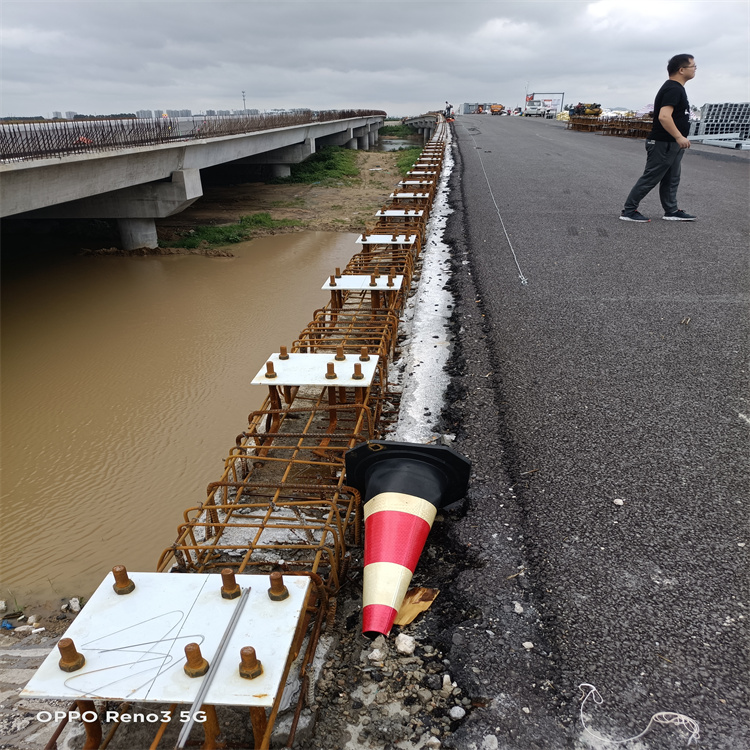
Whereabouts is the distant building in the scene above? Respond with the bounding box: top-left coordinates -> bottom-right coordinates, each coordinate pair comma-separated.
205,109 -> 216,116
136,109 -> 153,119
52,111 -> 62,119
65,111 -> 77,120
179,109 -> 192,117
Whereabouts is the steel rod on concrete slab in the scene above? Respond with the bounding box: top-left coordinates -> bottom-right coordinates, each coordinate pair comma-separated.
174,586 -> 252,749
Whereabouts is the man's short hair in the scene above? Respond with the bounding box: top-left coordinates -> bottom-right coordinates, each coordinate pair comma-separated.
668,54 -> 695,75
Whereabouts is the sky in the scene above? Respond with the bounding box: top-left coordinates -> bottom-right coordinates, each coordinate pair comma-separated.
1,0 -> 749,119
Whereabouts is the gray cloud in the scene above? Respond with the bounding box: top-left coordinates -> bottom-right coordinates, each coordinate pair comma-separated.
2,0 -> 748,117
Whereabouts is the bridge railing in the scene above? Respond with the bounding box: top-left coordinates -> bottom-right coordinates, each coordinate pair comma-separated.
0,109 -> 386,164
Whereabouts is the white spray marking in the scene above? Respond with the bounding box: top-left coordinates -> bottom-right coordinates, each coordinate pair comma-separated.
390,136 -> 455,444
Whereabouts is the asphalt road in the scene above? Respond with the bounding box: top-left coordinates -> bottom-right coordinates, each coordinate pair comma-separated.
435,115 -> 749,749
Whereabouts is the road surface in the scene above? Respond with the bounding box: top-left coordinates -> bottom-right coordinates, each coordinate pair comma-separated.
436,114 -> 749,749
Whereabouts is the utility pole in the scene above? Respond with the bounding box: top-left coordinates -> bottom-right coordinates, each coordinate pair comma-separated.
242,90 -> 246,116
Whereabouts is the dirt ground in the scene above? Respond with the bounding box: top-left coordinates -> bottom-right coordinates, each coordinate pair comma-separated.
156,148 -> 408,246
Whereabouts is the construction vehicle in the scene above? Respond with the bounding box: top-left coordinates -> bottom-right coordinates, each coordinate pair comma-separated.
490,104 -> 505,115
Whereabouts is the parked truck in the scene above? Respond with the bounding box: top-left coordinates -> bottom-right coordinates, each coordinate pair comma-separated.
490,104 -> 505,115
523,100 -> 551,117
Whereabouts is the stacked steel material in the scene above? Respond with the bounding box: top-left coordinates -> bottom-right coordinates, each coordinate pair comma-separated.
695,102 -> 750,141
600,117 -> 653,138
569,115 -> 653,138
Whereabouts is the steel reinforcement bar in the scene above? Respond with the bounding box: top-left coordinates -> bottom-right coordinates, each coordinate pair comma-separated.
0,109 -> 387,162
158,118 -> 447,589
149,115 -> 448,748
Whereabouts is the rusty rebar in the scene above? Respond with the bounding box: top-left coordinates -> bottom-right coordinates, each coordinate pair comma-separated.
0,110 -> 387,163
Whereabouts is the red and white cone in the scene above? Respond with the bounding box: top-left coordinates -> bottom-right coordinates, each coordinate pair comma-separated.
345,440 -> 471,639
362,491 -> 438,636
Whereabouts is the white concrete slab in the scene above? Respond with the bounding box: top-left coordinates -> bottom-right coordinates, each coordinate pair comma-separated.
20,572 -> 309,708
322,275 -> 404,291
356,234 -> 417,246
252,352 -> 380,387
374,210 -> 424,219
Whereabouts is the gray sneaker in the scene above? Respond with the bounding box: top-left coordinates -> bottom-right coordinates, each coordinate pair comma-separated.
663,210 -> 697,221
620,210 -> 650,222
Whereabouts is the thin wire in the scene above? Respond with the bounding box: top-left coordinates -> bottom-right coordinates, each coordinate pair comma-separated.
70,610 -> 206,697
458,121 -> 528,285
579,683 -> 701,746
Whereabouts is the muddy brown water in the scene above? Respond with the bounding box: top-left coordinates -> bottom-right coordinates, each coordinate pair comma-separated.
375,135 -> 423,151
0,232 -> 360,608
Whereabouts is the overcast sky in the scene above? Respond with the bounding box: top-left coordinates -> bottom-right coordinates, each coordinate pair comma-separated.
2,0 -> 748,118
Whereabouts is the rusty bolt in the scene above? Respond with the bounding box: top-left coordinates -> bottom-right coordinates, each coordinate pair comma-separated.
387,274 -> 395,288
369,274 -> 378,287
239,646 -> 263,680
352,363 -> 364,380
359,347 -> 370,362
265,361 -> 277,379
112,565 -> 135,595
279,346 -> 289,360
334,267 -> 342,278
220,568 -> 241,599
268,571 -> 289,601
329,274 -> 337,287
335,345 -> 346,361
183,643 -> 209,678
325,363 -> 337,380
58,638 -> 85,672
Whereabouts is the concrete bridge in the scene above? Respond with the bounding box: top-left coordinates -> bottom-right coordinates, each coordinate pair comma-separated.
403,113 -> 440,142
0,114 -> 383,249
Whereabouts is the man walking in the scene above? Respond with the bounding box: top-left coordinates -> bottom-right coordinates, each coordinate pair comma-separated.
620,54 -> 697,222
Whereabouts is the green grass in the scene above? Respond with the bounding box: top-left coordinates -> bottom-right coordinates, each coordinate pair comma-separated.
271,146 -> 360,185
162,212 -> 303,249
269,198 -> 306,208
395,147 -> 424,177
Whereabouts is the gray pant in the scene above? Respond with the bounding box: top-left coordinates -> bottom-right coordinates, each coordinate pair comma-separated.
623,139 -> 685,214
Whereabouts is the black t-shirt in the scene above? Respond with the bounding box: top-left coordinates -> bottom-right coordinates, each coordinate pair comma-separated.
649,79 -> 690,141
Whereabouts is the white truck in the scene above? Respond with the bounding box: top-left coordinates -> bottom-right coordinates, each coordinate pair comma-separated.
523,100 -> 551,117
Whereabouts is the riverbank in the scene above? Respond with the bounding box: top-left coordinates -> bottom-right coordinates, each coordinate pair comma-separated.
156,148 -> 411,247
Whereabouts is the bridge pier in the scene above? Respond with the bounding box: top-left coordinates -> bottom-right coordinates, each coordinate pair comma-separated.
269,164 -> 292,178
118,218 -> 159,250
14,168 -> 203,251
236,138 -> 315,174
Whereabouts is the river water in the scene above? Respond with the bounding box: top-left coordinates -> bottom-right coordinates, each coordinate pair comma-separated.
375,136 -> 423,151
0,232 -> 360,607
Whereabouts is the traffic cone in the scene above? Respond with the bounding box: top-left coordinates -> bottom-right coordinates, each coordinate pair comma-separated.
345,441 -> 471,637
